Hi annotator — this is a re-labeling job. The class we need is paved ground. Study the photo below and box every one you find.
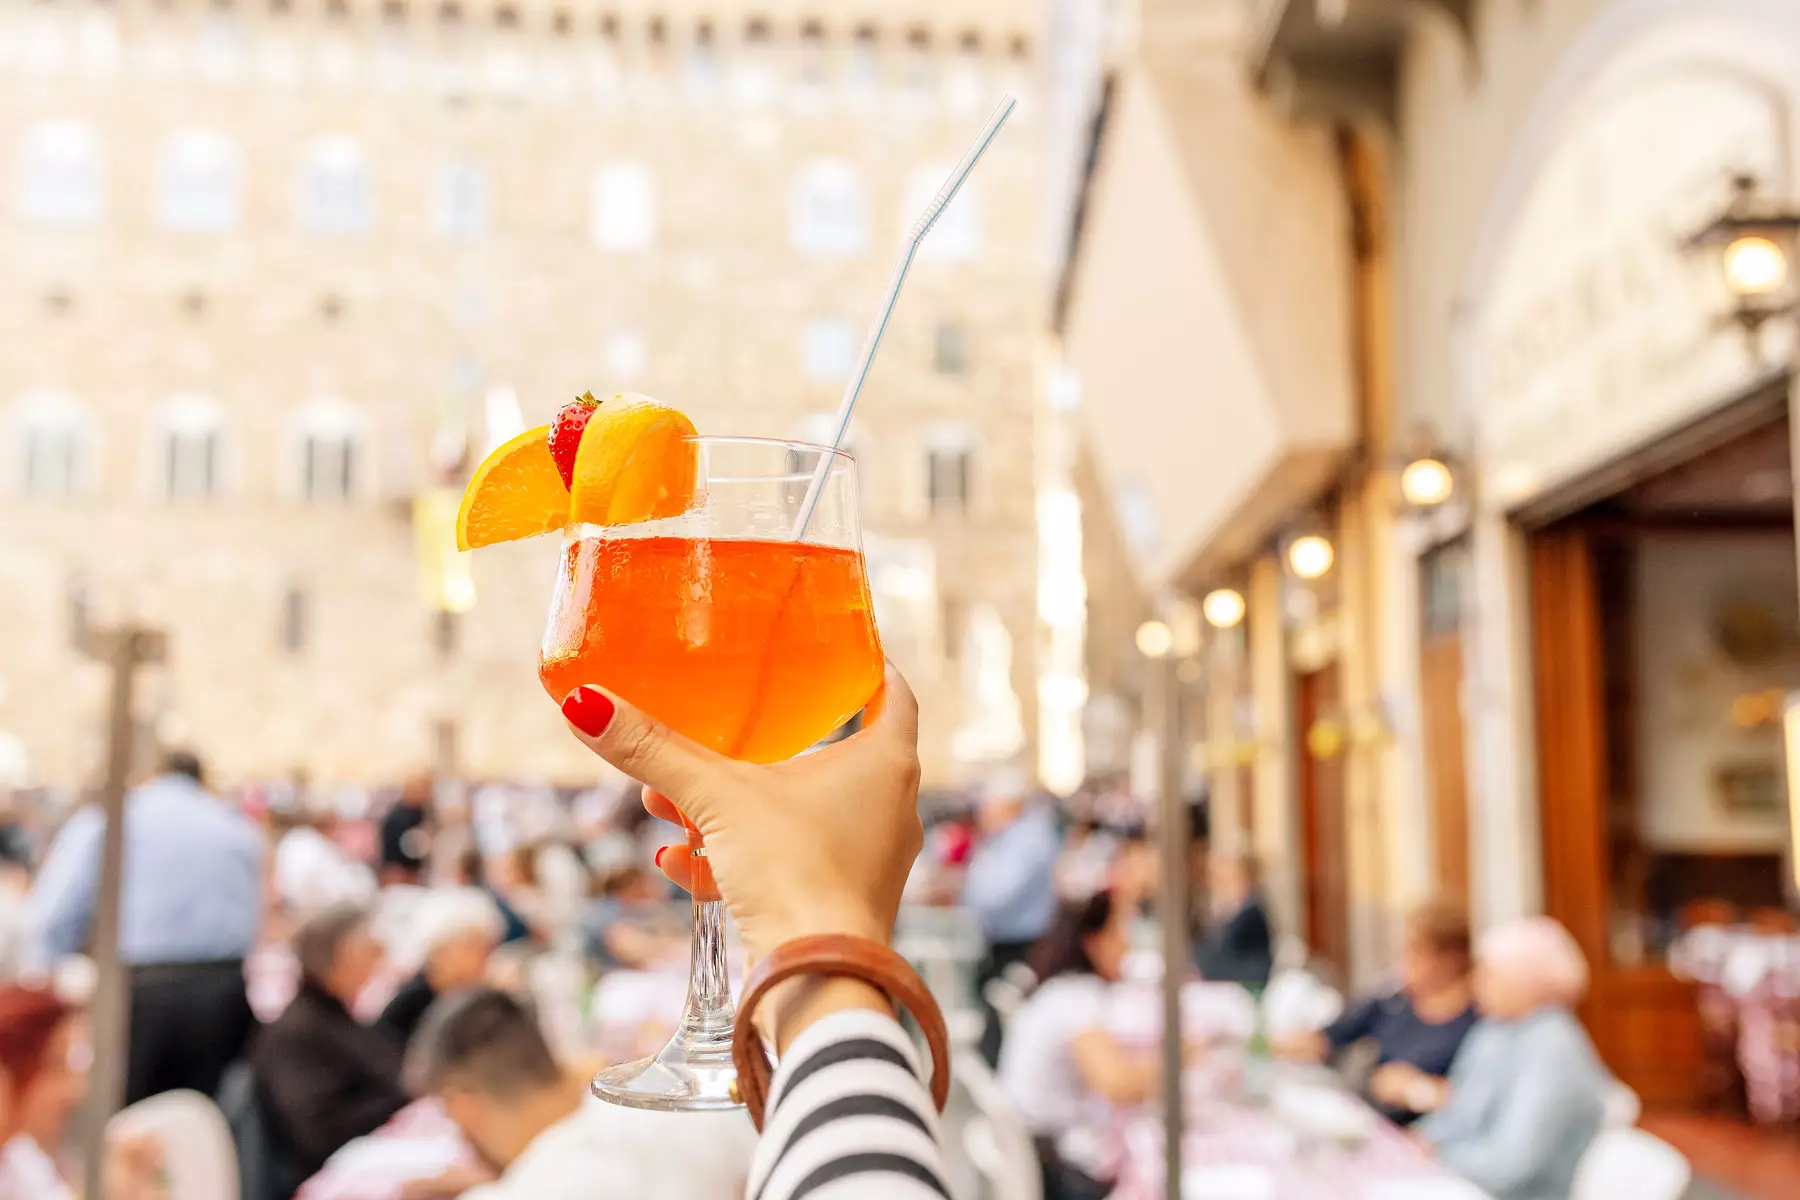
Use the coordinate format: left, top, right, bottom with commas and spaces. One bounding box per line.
1645, 1112, 1799, 1200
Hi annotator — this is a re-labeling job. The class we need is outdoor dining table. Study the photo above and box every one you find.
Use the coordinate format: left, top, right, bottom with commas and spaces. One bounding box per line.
1106, 1060, 1489, 1200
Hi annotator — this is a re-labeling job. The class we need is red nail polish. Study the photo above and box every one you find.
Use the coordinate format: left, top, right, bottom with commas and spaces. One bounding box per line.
562, 687, 616, 737
654, 846, 667, 869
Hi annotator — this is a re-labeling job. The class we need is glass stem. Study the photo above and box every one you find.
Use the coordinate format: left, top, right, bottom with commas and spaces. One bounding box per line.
675, 841, 734, 1061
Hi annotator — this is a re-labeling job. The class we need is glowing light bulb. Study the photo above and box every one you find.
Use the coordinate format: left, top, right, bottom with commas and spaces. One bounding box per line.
1288, 534, 1335, 581
1400, 457, 1455, 508
1201, 588, 1246, 629
1135, 619, 1173, 659
1724, 235, 1788, 297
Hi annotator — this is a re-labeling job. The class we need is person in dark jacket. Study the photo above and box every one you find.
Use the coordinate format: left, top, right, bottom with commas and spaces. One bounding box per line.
1194, 851, 1274, 986
252, 902, 409, 1181
378, 774, 433, 886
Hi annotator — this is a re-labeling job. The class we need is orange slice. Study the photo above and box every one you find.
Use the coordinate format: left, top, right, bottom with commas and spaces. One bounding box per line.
569, 394, 699, 526
455, 425, 570, 550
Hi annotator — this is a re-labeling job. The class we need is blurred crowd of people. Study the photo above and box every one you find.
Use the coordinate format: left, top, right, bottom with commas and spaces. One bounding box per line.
0, 748, 711, 1199
0, 749, 1622, 1200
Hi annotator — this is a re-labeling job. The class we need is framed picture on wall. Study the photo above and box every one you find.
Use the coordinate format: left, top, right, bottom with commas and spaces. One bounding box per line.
1713, 760, 1784, 815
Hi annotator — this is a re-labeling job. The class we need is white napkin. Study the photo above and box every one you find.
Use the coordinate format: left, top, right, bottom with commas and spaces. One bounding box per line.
1181, 1165, 1277, 1199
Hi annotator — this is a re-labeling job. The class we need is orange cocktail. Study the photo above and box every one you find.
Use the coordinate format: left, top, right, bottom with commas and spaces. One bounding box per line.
540, 536, 883, 763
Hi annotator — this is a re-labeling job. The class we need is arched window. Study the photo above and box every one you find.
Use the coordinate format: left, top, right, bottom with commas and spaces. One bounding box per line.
290, 397, 365, 502
904, 165, 981, 261
9, 391, 89, 499
298, 134, 374, 235
157, 128, 242, 233
790, 159, 866, 256
436, 160, 490, 237
13, 119, 103, 228
591, 163, 655, 251
150, 396, 225, 501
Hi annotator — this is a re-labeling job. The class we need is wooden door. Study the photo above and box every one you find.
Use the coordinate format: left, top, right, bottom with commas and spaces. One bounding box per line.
1529, 526, 1702, 1106
1296, 664, 1351, 983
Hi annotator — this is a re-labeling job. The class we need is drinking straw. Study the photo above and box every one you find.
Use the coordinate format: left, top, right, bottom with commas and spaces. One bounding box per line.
790, 94, 1017, 540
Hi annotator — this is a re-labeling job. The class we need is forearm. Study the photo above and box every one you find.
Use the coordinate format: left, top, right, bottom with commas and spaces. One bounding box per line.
751, 1007, 948, 1200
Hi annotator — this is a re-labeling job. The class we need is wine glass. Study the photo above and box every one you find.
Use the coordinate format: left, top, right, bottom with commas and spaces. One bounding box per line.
539, 436, 883, 1109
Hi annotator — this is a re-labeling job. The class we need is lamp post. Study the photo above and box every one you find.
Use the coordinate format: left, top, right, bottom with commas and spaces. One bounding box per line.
78, 623, 165, 1200
1137, 608, 1194, 1200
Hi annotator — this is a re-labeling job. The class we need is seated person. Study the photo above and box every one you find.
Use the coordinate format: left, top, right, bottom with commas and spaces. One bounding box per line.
252, 902, 411, 1181
579, 865, 684, 971
999, 890, 1151, 1200
1193, 852, 1273, 986
406, 987, 755, 1198
452, 847, 533, 946
377, 888, 505, 1047
1278, 900, 1477, 1125
1412, 918, 1608, 1200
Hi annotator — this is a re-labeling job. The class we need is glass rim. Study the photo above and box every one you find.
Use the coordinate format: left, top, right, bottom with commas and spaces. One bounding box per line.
679, 433, 857, 465
560, 433, 862, 540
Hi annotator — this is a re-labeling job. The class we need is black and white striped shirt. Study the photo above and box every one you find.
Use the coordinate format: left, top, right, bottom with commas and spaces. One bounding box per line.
748, 1010, 950, 1200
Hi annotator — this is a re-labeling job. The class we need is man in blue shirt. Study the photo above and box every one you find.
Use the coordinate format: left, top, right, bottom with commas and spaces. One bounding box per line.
30, 749, 266, 1104
961, 770, 1060, 1063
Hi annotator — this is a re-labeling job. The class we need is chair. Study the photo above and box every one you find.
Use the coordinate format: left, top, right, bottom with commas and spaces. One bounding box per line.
110, 1088, 239, 1200
954, 1048, 1042, 1200
1571, 1129, 1691, 1200
1601, 1081, 1641, 1128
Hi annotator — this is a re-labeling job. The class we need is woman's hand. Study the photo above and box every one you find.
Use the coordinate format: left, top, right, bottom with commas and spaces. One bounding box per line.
1274, 1031, 1328, 1063
1371, 1062, 1449, 1113
561, 666, 922, 1049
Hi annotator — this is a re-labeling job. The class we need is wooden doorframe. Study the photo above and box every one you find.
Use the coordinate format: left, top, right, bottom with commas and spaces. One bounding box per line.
1529, 525, 1702, 1106
1295, 664, 1351, 983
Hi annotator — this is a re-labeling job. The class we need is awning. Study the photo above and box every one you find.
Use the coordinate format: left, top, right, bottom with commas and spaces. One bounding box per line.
1061, 37, 1356, 590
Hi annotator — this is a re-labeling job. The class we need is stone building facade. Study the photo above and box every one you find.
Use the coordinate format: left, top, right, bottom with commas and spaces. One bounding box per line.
0, 0, 1045, 788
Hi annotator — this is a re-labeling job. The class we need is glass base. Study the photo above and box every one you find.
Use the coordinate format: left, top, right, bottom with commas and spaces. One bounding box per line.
591, 1033, 742, 1112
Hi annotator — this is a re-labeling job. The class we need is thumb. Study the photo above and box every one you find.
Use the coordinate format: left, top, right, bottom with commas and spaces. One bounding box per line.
559, 686, 726, 815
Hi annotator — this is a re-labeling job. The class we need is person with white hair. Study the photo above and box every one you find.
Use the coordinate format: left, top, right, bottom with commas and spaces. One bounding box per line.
375, 888, 504, 1048
1402, 917, 1608, 1200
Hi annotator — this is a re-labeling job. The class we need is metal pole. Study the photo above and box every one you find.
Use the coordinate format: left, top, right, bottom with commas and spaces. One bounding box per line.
1154, 653, 1189, 1200
82, 627, 158, 1200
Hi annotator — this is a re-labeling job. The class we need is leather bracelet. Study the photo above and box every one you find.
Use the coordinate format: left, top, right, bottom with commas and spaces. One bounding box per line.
730, 933, 951, 1131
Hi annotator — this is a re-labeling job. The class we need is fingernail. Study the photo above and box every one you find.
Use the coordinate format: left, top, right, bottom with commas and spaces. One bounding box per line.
654, 846, 667, 869
561, 687, 616, 738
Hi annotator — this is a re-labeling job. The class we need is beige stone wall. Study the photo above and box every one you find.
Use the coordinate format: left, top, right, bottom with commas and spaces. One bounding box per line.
0, 0, 1045, 788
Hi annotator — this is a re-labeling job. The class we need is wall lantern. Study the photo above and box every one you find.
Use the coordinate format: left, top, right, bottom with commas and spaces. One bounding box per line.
1135, 619, 1173, 660
1201, 587, 1247, 629
1286, 532, 1335, 582
1393, 424, 1459, 512
1686, 173, 1800, 336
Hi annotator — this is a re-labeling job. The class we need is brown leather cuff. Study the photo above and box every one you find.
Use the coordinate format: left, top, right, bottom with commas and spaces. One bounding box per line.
730, 933, 951, 1131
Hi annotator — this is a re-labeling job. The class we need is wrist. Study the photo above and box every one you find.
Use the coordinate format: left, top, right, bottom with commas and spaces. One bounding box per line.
768, 976, 893, 1055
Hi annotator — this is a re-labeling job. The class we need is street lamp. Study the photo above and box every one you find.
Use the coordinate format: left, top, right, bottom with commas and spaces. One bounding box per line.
1686, 173, 1800, 336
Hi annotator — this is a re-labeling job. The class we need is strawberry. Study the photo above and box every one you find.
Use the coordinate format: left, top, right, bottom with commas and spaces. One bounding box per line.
548, 392, 601, 489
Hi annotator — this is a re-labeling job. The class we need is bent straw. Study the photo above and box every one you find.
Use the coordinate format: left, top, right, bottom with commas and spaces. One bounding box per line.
790, 94, 1017, 540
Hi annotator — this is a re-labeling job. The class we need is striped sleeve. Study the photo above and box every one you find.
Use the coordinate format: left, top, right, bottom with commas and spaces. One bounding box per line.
747, 1008, 951, 1200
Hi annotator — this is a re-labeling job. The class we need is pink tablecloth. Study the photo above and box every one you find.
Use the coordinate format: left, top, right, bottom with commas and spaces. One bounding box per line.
294, 1101, 472, 1200
1109, 1086, 1457, 1200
